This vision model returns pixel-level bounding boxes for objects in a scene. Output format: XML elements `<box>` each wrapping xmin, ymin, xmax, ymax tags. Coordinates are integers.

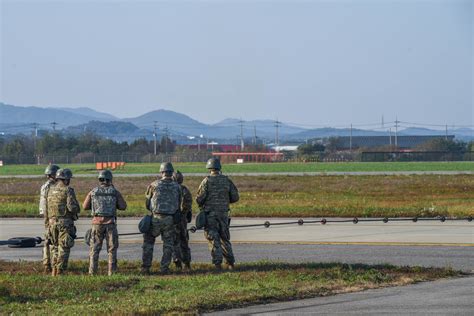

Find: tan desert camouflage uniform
<box><xmin>39</xmin><ymin>178</ymin><xmax>55</xmax><ymax>271</ymax></box>
<box><xmin>47</xmin><ymin>182</ymin><xmax>80</xmax><ymax>275</ymax></box>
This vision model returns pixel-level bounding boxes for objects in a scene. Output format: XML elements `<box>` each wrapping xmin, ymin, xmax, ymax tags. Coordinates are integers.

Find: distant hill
<box><xmin>55</xmin><ymin>107</ymin><xmax>117</xmax><ymax>121</ymax></box>
<box><xmin>286</xmin><ymin>127</ymin><xmax>388</xmax><ymax>140</ymax></box>
<box><xmin>64</xmin><ymin>121</ymin><xmax>151</xmax><ymax>142</ymax></box>
<box><xmin>213</xmin><ymin>118</ymin><xmax>306</xmax><ymax>138</ymax></box>
<box><xmin>1</xmin><ymin>102</ymin><xmax>472</xmax><ymax>142</ymax></box>
<box><xmin>0</xmin><ymin>103</ymin><xmax>117</xmax><ymax>133</ymax></box>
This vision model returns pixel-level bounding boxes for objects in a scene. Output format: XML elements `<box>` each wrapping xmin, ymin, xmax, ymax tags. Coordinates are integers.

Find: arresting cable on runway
<box><xmin>1</xmin><ymin>216</ymin><xmax>472</xmax><ymax>248</ymax></box>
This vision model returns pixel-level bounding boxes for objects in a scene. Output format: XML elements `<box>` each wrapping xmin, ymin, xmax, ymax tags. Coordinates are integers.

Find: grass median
<box><xmin>1</xmin><ymin>174</ymin><xmax>473</xmax><ymax>218</ymax></box>
<box><xmin>0</xmin><ymin>161</ymin><xmax>473</xmax><ymax>176</ymax></box>
<box><xmin>0</xmin><ymin>260</ymin><xmax>459</xmax><ymax>314</ymax></box>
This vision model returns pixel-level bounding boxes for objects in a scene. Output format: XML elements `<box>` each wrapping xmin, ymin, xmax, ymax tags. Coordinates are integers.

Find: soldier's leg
<box><xmin>42</xmin><ymin>225</ymin><xmax>52</xmax><ymax>272</ymax></box>
<box><xmin>180</xmin><ymin>220</ymin><xmax>191</xmax><ymax>266</ymax></box>
<box><xmin>57</xmin><ymin>224</ymin><xmax>75</xmax><ymax>273</ymax></box>
<box><xmin>219</xmin><ymin>214</ymin><xmax>235</xmax><ymax>266</ymax></box>
<box><xmin>141</xmin><ymin>218</ymin><xmax>159</xmax><ymax>272</ymax></box>
<box><xmin>204</xmin><ymin>214</ymin><xmax>223</xmax><ymax>266</ymax></box>
<box><xmin>49</xmin><ymin>223</ymin><xmax>59</xmax><ymax>275</ymax></box>
<box><xmin>172</xmin><ymin>223</ymin><xmax>183</xmax><ymax>267</ymax></box>
<box><xmin>89</xmin><ymin>225</ymin><xmax>105</xmax><ymax>275</ymax></box>
<box><xmin>106</xmin><ymin>223</ymin><xmax>119</xmax><ymax>275</ymax></box>
<box><xmin>160</xmin><ymin>216</ymin><xmax>175</xmax><ymax>273</ymax></box>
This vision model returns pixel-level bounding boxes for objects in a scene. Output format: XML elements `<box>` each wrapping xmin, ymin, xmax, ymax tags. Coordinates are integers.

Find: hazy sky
<box><xmin>0</xmin><ymin>0</ymin><xmax>472</xmax><ymax>127</ymax></box>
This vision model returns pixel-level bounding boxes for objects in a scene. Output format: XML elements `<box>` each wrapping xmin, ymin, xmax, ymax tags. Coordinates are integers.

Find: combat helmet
<box><xmin>56</xmin><ymin>168</ymin><xmax>73</xmax><ymax>180</ymax></box>
<box><xmin>160</xmin><ymin>162</ymin><xmax>174</xmax><ymax>173</ymax></box>
<box><xmin>98</xmin><ymin>169</ymin><xmax>113</xmax><ymax>181</ymax></box>
<box><xmin>206</xmin><ymin>158</ymin><xmax>221</xmax><ymax>170</ymax></box>
<box><xmin>44</xmin><ymin>164</ymin><xmax>60</xmax><ymax>176</ymax></box>
<box><xmin>173</xmin><ymin>170</ymin><xmax>183</xmax><ymax>184</ymax></box>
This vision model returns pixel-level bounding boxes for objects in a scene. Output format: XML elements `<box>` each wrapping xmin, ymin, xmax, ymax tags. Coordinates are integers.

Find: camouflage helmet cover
<box><xmin>206</xmin><ymin>158</ymin><xmax>221</xmax><ymax>170</ymax></box>
<box><xmin>56</xmin><ymin>168</ymin><xmax>73</xmax><ymax>180</ymax></box>
<box><xmin>44</xmin><ymin>164</ymin><xmax>60</xmax><ymax>176</ymax></box>
<box><xmin>173</xmin><ymin>170</ymin><xmax>183</xmax><ymax>184</ymax></box>
<box><xmin>160</xmin><ymin>162</ymin><xmax>174</xmax><ymax>173</ymax></box>
<box><xmin>98</xmin><ymin>169</ymin><xmax>113</xmax><ymax>181</ymax></box>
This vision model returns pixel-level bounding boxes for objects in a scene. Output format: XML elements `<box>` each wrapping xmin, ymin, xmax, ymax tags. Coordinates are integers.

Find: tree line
<box><xmin>0</xmin><ymin>132</ymin><xmax>177</xmax><ymax>157</ymax></box>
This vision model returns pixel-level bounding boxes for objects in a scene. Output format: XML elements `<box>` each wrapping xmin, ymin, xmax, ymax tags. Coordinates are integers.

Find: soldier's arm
<box><xmin>116</xmin><ymin>190</ymin><xmax>127</xmax><ymax>210</ymax></box>
<box><xmin>195</xmin><ymin>178</ymin><xmax>208</xmax><ymax>207</ymax></box>
<box><xmin>67</xmin><ymin>188</ymin><xmax>81</xmax><ymax>215</ymax></box>
<box><xmin>82</xmin><ymin>191</ymin><xmax>92</xmax><ymax>210</ymax></box>
<box><xmin>228</xmin><ymin>179</ymin><xmax>240</xmax><ymax>203</ymax></box>
<box><xmin>182</xmin><ymin>186</ymin><xmax>193</xmax><ymax>214</ymax></box>
<box><xmin>145</xmin><ymin>183</ymin><xmax>154</xmax><ymax>211</ymax></box>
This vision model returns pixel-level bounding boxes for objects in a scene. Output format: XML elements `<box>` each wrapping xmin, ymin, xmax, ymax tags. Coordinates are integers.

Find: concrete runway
<box><xmin>206</xmin><ymin>276</ymin><xmax>474</xmax><ymax>315</ymax></box>
<box><xmin>1</xmin><ymin>218</ymin><xmax>472</xmax><ymax>245</ymax></box>
<box><xmin>2</xmin><ymin>218</ymin><xmax>473</xmax><ymax>315</ymax></box>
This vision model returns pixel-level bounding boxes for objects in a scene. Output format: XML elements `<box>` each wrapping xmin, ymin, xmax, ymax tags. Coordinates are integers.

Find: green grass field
<box><xmin>0</xmin><ymin>260</ymin><xmax>458</xmax><ymax>314</ymax></box>
<box><xmin>0</xmin><ymin>161</ymin><xmax>473</xmax><ymax>176</ymax></box>
<box><xmin>1</xmin><ymin>174</ymin><xmax>473</xmax><ymax>218</ymax></box>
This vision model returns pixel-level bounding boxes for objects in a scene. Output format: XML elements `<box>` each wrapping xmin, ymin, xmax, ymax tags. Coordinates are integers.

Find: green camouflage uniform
<box><xmin>196</xmin><ymin>172</ymin><xmax>239</xmax><ymax>266</ymax></box>
<box><xmin>173</xmin><ymin>184</ymin><xmax>193</xmax><ymax>266</ymax></box>
<box><xmin>142</xmin><ymin>177</ymin><xmax>182</xmax><ymax>273</ymax></box>
<box><xmin>39</xmin><ymin>179</ymin><xmax>55</xmax><ymax>270</ymax></box>
<box><xmin>47</xmin><ymin>182</ymin><xmax>80</xmax><ymax>274</ymax></box>
<box><xmin>83</xmin><ymin>184</ymin><xmax>127</xmax><ymax>275</ymax></box>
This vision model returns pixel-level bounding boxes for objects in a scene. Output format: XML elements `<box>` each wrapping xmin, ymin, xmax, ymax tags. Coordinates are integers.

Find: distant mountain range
<box><xmin>1</xmin><ymin>102</ymin><xmax>473</xmax><ymax>143</ymax></box>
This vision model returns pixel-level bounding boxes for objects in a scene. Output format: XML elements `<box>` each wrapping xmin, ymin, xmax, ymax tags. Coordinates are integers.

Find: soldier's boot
<box><xmin>108</xmin><ymin>262</ymin><xmax>117</xmax><ymax>276</ymax></box>
<box><xmin>140</xmin><ymin>268</ymin><xmax>151</xmax><ymax>275</ymax></box>
<box><xmin>214</xmin><ymin>264</ymin><xmax>222</xmax><ymax>271</ymax></box>
<box><xmin>174</xmin><ymin>261</ymin><xmax>183</xmax><ymax>271</ymax></box>
<box><xmin>56</xmin><ymin>268</ymin><xmax>63</xmax><ymax>276</ymax></box>
<box><xmin>43</xmin><ymin>265</ymin><xmax>52</xmax><ymax>275</ymax></box>
<box><xmin>51</xmin><ymin>267</ymin><xmax>57</xmax><ymax>277</ymax></box>
<box><xmin>183</xmin><ymin>262</ymin><xmax>191</xmax><ymax>272</ymax></box>
<box><xmin>159</xmin><ymin>268</ymin><xmax>171</xmax><ymax>275</ymax></box>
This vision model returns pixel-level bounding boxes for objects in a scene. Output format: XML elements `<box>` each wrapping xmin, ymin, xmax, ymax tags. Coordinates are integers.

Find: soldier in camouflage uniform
<box><xmin>196</xmin><ymin>158</ymin><xmax>239</xmax><ymax>270</ymax></box>
<box><xmin>47</xmin><ymin>168</ymin><xmax>80</xmax><ymax>276</ymax></box>
<box><xmin>172</xmin><ymin>170</ymin><xmax>193</xmax><ymax>271</ymax></box>
<box><xmin>142</xmin><ymin>162</ymin><xmax>182</xmax><ymax>274</ymax></box>
<box><xmin>83</xmin><ymin>170</ymin><xmax>127</xmax><ymax>276</ymax></box>
<box><xmin>39</xmin><ymin>164</ymin><xmax>60</xmax><ymax>274</ymax></box>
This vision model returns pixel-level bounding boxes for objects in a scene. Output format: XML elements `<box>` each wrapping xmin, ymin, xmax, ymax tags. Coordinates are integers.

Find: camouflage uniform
<box><xmin>196</xmin><ymin>172</ymin><xmax>239</xmax><ymax>267</ymax></box>
<box><xmin>39</xmin><ymin>178</ymin><xmax>55</xmax><ymax>271</ymax></box>
<box><xmin>83</xmin><ymin>183</ymin><xmax>127</xmax><ymax>275</ymax></box>
<box><xmin>47</xmin><ymin>181</ymin><xmax>80</xmax><ymax>275</ymax></box>
<box><xmin>142</xmin><ymin>177</ymin><xmax>182</xmax><ymax>273</ymax></box>
<box><xmin>173</xmin><ymin>184</ymin><xmax>193</xmax><ymax>268</ymax></box>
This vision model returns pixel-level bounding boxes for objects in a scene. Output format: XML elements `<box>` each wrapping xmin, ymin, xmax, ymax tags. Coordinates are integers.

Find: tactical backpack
<box><xmin>47</xmin><ymin>185</ymin><xmax>69</xmax><ymax>218</ymax></box>
<box><xmin>91</xmin><ymin>186</ymin><xmax>117</xmax><ymax>217</ymax></box>
<box><xmin>150</xmin><ymin>180</ymin><xmax>180</xmax><ymax>215</ymax></box>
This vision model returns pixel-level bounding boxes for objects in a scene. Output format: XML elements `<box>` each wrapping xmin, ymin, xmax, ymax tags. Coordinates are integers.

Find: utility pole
<box><xmin>274</xmin><ymin>119</ymin><xmax>281</xmax><ymax>150</ymax></box>
<box><xmin>253</xmin><ymin>125</ymin><xmax>257</xmax><ymax>146</ymax></box>
<box><xmin>50</xmin><ymin>122</ymin><xmax>58</xmax><ymax>131</ymax></box>
<box><xmin>163</xmin><ymin>126</ymin><xmax>169</xmax><ymax>153</ymax></box>
<box><xmin>239</xmin><ymin>119</ymin><xmax>244</xmax><ymax>151</ymax></box>
<box><xmin>394</xmin><ymin>117</ymin><xmax>399</xmax><ymax>147</ymax></box>
<box><xmin>153</xmin><ymin>121</ymin><xmax>158</xmax><ymax>155</ymax></box>
<box><xmin>349</xmin><ymin>124</ymin><xmax>353</xmax><ymax>152</ymax></box>
<box><xmin>32</xmin><ymin>123</ymin><xmax>38</xmax><ymax>153</ymax></box>
<box><xmin>389</xmin><ymin>128</ymin><xmax>392</xmax><ymax>146</ymax></box>
<box><xmin>445</xmin><ymin>124</ymin><xmax>448</xmax><ymax>141</ymax></box>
